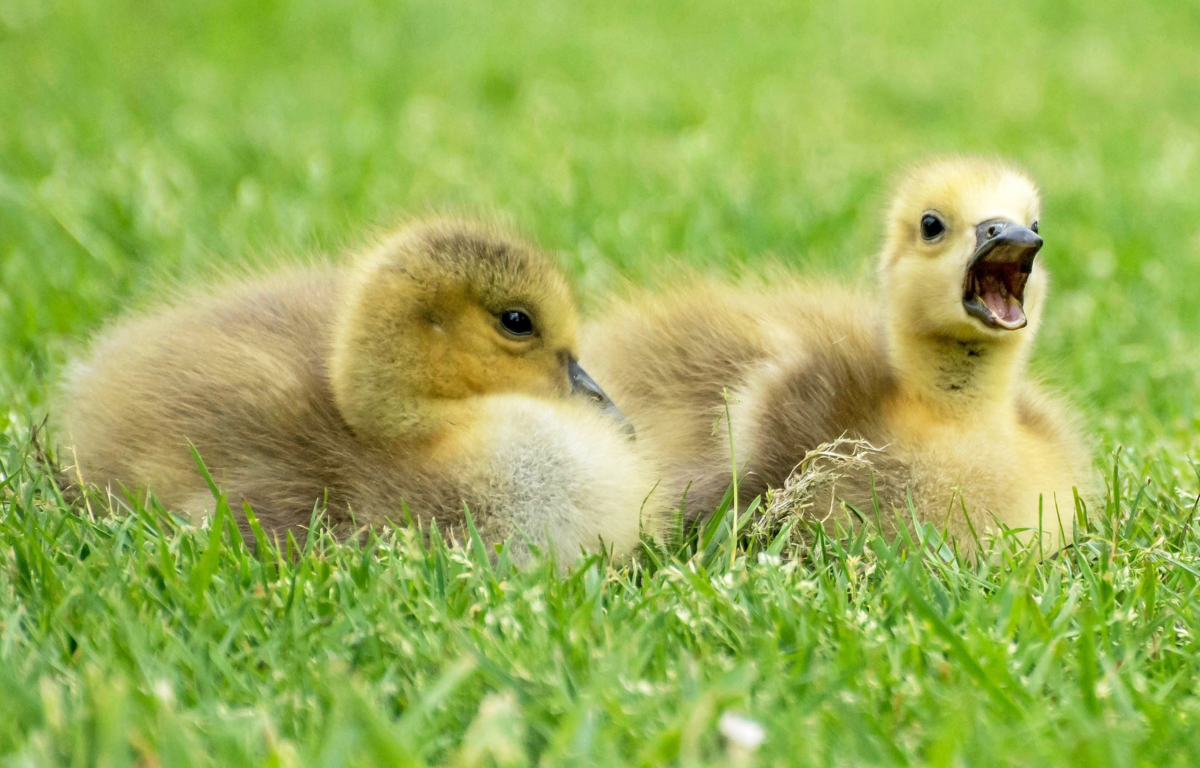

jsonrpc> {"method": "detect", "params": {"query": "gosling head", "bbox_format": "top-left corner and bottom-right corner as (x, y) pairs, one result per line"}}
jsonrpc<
(331, 220), (625, 444)
(879, 157), (1045, 343)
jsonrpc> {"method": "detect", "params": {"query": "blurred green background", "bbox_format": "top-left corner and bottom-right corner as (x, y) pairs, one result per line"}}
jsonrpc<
(4, 0), (1200, 763)
(3, 0), (1200, 457)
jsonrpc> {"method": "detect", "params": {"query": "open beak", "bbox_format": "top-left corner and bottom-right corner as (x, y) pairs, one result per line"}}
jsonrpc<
(568, 358), (635, 439)
(962, 219), (1043, 331)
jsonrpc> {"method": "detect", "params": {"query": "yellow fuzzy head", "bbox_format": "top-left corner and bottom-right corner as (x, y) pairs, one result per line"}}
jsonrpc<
(879, 157), (1045, 343)
(331, 220), (579, 442)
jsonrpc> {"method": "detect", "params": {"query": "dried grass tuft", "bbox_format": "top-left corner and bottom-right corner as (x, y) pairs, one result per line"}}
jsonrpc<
(756, 436), (892, 546)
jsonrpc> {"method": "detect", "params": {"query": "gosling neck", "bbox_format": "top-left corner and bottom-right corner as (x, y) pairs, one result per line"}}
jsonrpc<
(886, 316), (1029, 420)
(330, 367), (476, 454)
(329, 293), (473, 451)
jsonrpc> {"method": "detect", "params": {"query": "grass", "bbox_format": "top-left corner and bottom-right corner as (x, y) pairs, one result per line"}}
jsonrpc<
(2, 0), (1200, 763)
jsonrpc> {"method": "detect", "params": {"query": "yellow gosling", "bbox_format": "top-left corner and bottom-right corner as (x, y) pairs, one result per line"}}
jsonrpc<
(583, 158), (1096, 552)
(59, 220), (664, 564)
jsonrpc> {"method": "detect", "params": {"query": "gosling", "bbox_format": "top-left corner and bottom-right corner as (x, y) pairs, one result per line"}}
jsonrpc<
(58, 220), (663, 564)
(582, 158), (1096, 552)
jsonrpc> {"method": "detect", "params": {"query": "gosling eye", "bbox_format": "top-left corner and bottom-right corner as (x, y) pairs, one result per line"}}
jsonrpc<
(919, 213), (946, 242)
(498, 309), (535, 338)
(1030, 220), (1039, 234)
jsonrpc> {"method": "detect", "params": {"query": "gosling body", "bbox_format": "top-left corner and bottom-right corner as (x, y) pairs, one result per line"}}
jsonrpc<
(583, 159), (1095, 550)
(60, 222), (662, 562)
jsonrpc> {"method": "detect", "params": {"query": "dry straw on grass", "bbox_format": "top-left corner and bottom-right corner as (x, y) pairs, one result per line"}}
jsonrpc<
(756, 436), (895, 547)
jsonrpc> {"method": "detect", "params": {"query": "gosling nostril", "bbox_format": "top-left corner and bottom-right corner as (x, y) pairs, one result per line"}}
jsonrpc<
(987, 224), (1001, 238)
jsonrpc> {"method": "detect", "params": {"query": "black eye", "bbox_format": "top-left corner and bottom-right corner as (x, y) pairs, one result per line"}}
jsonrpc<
(499, 309), (534, 337)
(1030, 220), (1039, 234)
(920, 213), (945, 241)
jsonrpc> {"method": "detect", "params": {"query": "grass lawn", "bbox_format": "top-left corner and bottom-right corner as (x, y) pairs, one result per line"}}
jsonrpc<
(3, 0), (1200, 764)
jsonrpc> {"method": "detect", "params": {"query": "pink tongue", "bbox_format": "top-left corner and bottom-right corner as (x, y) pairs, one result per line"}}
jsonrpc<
(981, 290), (1025, 326)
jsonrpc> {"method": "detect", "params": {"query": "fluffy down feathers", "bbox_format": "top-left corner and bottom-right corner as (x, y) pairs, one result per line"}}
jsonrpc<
(58, 222), (664, 565)
(583, 158), (1097, 553)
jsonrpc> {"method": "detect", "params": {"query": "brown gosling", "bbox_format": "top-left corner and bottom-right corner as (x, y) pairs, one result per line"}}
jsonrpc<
(57, 220), (664, 564)
(582, 157), (1096, 552)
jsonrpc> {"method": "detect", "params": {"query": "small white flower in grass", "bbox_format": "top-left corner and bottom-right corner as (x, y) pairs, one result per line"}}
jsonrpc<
(153, 679), (175, 705)
(719, 711), (766, 751)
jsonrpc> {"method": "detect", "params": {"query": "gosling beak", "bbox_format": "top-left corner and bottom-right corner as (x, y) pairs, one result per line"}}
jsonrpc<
(962, 219), (1043, 331)
(567, 358), (635, 439)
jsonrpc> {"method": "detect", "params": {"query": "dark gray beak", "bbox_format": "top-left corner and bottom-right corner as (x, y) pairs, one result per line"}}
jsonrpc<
(963, 220), (1043, 331)
(969, 219), (1043, 271)
(568, 358), (635, 438)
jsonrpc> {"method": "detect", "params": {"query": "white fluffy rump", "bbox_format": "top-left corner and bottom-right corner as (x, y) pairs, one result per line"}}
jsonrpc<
(470, 395), (666, 565)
